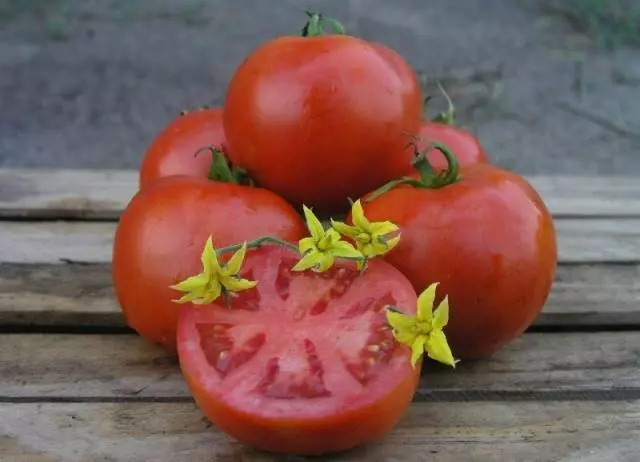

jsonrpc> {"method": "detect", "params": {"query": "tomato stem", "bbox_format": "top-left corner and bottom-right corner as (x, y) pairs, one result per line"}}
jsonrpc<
(216, 236), (299, 256)
(429, 81), (456, 126)
(363, 142), (460, 202)
(300, 11), (346, 37)
(195, 147), (252, 185)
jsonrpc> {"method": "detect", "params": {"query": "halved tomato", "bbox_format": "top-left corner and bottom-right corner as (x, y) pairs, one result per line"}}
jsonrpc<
(177, 245), (420, 455)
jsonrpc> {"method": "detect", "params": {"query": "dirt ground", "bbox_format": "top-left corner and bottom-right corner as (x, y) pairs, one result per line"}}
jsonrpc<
(1, 0), (639, 175)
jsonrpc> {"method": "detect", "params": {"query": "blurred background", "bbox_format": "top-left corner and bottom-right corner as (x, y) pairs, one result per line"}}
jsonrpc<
(1, 0), (638, 174)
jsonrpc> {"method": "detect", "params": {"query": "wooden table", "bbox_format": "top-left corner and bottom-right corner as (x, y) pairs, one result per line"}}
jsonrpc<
(1, 169), (639, 461)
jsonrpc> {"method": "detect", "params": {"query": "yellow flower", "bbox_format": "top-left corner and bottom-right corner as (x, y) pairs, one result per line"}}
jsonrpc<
(170, 236), (257, 304)
(331, 199), (400, 260)
(292, 205), (364, 272)
(386, 282), (458, 368)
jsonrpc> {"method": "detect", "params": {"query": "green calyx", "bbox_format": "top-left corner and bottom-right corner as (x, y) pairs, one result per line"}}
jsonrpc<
(195, 147), (253, 185)
(364, 142), (461, 202)
(300, 11), (346, 37)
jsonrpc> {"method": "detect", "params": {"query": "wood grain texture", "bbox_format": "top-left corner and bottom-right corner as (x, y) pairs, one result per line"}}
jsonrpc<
(1, 332), (638, 400)
(1, 169), (639, 219)
(0, 168), (136, 219)
(1, 218), (639, 264)
(1, 401), (639, 462)
(1, 263), (638, 329)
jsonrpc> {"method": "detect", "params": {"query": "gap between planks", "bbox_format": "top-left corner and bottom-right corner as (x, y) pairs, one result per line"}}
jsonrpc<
(1, 332), (639, 401)
(1, 169), (640, 219)
(1, 401), (639, 462)
(1, 263), (638, 329)
(1, 218), (639, 265)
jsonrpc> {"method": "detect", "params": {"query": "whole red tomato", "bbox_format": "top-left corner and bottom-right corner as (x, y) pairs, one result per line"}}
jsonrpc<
(139, 107), (227, 189)
(177, 245), (421, 455)
(112, 172), (307, 353)
(355, 145), (557, 359)
(223, 14), (422, 214)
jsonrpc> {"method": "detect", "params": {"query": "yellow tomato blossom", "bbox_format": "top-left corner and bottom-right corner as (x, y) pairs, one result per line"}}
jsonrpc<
(292, 205), (364, 272)
(386, 282), (458, 368)
(331, 199), (400, 261)
(170, 236), (257, 304)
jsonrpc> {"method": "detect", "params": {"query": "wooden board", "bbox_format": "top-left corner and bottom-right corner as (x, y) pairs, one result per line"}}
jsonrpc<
(1, 168), (640, 219)
(1, 401), (639, 461)
(1, 332), (638, 400)
(1, 263), (638, 329)
(2, 218), (640, 264)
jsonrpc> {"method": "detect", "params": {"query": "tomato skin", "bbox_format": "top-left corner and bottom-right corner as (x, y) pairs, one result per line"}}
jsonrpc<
(139, 108), (226, 189)
(177, 248), (421, 455)
(417, 122), (488, 172)
(183, 356), (419, 455)
(223, 35), (422, 214)
(358, 165), (557, 359)
(112, 176), (307, 353)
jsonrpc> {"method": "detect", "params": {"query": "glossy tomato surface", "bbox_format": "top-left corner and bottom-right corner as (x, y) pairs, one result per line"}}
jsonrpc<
(223, 35), (422, 214)
(416, 122), (488, 172)
(139, 108), (226, 189)
(112, 176), (307, 353)
(177, 246), (420, 455)
(359, 165), (557, 359)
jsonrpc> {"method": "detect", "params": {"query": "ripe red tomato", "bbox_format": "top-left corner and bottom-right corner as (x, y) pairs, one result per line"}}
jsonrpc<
(139, 107), (226, 189)
(223, 28), (422, 214)
(416, 121), (488, 172)
(177, 245), (420, 455)
(112, 176), (307, 353)
(356, 157), (557, 359)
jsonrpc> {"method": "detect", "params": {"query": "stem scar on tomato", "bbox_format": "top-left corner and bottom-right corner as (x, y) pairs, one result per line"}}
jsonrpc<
(193, 146), (254, 186)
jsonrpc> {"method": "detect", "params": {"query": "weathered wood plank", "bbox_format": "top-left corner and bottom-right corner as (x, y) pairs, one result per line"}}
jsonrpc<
(0, 168), (639, 219)
(1, 218), (639, 264)
(0, 168), (136, 220)
(1, 401), (639, 461)
(1, 332), (638, 400)
(1, 263), (638, 329)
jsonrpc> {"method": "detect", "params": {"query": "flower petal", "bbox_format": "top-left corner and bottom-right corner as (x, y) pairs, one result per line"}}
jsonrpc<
(369, 220), (399, 237)
(314, 253), (335, 272)
(386, 309), (417, 333)
(302, 205), (326, 241)
(394, 330), (418, 346)
(410, 335), (427, 368)
(417, 282), (439, 322)
(298, 236), (317, 254)
(328, 240), (363, 260)
(220, 275), (258, 292)
(292, 249), (324, 272)
(169, 273), (209, 293)
(330, 219), (360, 237)
(350, 200), (371, 232)
(433, 296), (450, 330)
(426, 329), (457, 368)
(201, 236), (220, 276)
(223, 242), (248, 275)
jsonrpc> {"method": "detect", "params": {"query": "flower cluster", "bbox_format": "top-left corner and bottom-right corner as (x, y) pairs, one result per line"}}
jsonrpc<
(293, 199), (400, 273)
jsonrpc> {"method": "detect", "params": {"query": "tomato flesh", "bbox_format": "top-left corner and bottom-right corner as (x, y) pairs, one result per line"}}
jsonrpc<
(178, 246), (420, 455)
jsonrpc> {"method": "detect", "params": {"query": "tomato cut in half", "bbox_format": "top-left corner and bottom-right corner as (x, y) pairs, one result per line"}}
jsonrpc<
(177, 246), (420, 455)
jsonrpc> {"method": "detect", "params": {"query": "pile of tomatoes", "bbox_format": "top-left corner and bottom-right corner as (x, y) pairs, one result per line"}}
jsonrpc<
(112, 12), (558, 456)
